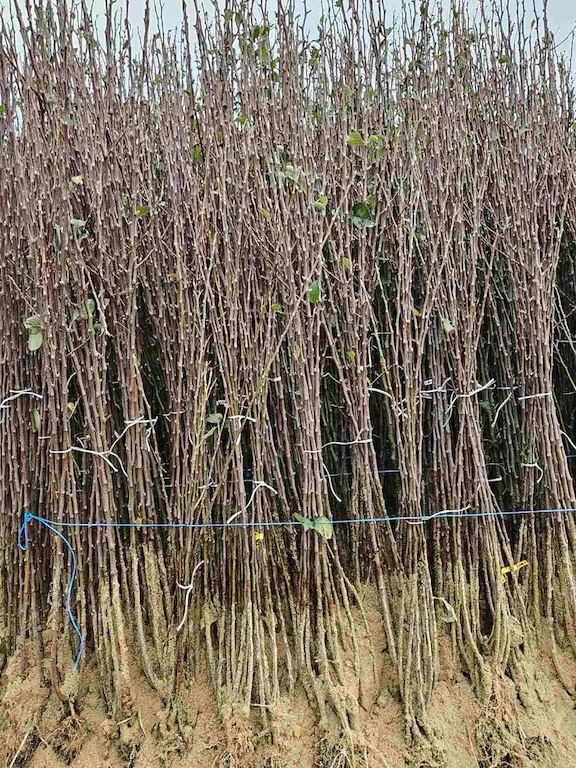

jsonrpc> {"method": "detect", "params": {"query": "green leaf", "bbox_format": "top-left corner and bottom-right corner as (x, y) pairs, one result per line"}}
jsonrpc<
(31, 407), (40, 432)
(441, 317), (455, 333)
(283, 164), (304, 189)
(367, 133), (386, 145)
(272, 302), (283, 313)
(259, 207), (272, 222)
(86, 298), (95, 316)
(352, 202), (372, 219)
(313, 516), (333, 540)
(0, 104), (5, 116)
(193, 144), (204, 164)
(351, 201), (375, 228)
(135, 205), (151, 218)
(346, 349), (356, 363)
(313, 195), (328, 213)
(207, 412), (224, 425)
(24, 315), (42, 333)
(352, 216), (376, 229)
(252, 24), (268, 40)
(308, 281), (321, 304)
(69, 218), (86, 229)
(28, 332), (43, 351)
(294, 513), (315, 531)
(341, 256), (352, 270)
(70, 175), (84, 186)
(295, 513), (334, 540)
(346, 129), (365, 147)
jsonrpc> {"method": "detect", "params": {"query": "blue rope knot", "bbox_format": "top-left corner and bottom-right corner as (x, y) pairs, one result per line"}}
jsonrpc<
(17, 511), (33, 552)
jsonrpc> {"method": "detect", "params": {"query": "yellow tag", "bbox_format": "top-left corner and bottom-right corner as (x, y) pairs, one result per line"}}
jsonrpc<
(254, 532), (264, 542)
(501, 560), (528, 582)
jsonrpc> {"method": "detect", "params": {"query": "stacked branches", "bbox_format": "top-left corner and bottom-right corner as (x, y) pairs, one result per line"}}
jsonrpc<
(1, 0), (576, 762)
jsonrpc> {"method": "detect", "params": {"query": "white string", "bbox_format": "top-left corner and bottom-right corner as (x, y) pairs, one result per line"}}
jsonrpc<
(226, 481), (278, 524)
(407, 505), (471, 526)
(303, 437), (372, 454)
(444, 379), (495, 427)
(561, 431), (576, 453)
(521, 463), (544, 484)
(323, 461), (342, 503)
(518, 392), (552, 402)
(491, 390), (513, 429)
(460, 379), (496, 398)
(0, 389), (43, 425)
(50, 445), (127, 476)
(176, 560), (206, 632)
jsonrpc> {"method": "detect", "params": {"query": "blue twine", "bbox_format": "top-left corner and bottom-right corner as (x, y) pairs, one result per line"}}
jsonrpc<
(17, 505), (576, 669)
(18, 513), (84, 669)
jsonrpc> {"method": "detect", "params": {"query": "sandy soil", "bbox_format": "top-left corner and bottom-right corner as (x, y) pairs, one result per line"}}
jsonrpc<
(3, 595), (576, 768)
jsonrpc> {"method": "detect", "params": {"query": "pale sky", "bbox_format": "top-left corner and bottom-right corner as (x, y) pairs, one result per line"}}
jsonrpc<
(87, 0), (576, 40)
(90, 0), (575, 30)
(1, 1), (575, 65)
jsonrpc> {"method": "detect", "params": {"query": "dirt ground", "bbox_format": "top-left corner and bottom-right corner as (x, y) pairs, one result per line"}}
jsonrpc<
(3, 592), (576, 768)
